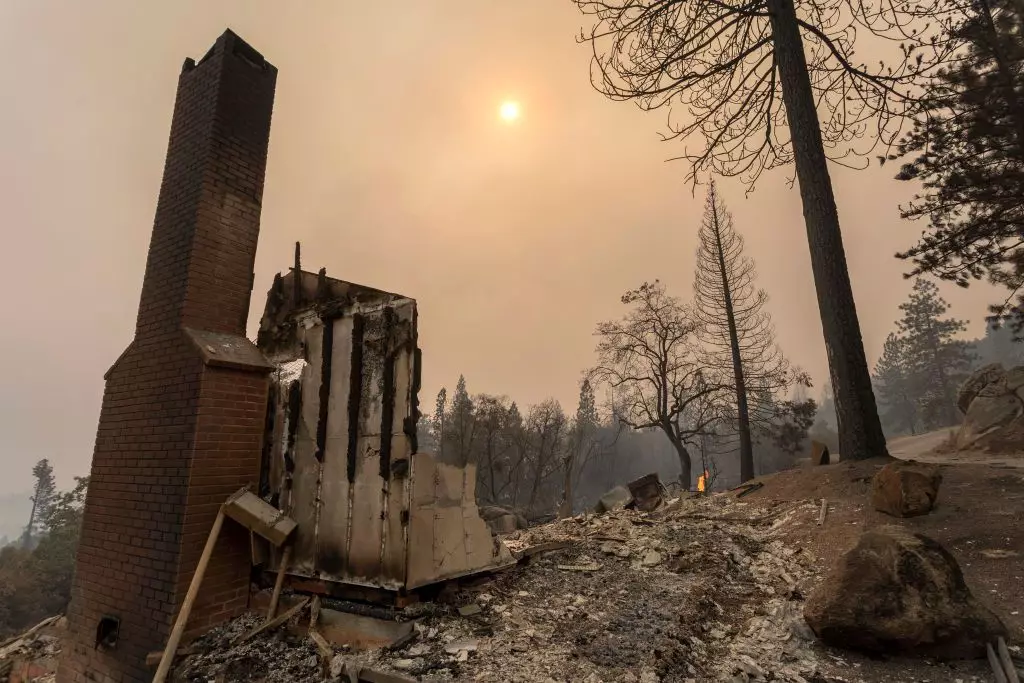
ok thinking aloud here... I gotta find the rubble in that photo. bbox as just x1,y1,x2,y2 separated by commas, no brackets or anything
626,474,665,513
168,492,825,682
0,616,64,683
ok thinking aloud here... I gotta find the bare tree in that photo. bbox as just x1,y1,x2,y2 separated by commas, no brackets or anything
591,281,726,487
693,181,800,481
521,399,568,513
473,394,521,504
575,0,958,461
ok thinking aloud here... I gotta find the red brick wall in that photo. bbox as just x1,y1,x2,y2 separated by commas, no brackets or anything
176,367,270,636
58,30,276,683
136,31,276,339
60,335,204,683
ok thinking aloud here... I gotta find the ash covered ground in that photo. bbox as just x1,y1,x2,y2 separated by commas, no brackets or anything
172,495,831,682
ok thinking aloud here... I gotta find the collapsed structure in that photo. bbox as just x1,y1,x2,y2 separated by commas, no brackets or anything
59,30,507,683
256,260,513,595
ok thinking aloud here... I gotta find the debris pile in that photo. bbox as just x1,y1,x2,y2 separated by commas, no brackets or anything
171,613,322,683
171,494,825,682
0,616,64,683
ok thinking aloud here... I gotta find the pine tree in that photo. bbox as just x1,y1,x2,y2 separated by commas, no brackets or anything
896,280,975,428
22,459,56,548
444,376,476,466
873,333,921,436
693,182,799,481
974,319,1024,366
893,1,1024,330
560,379,601,518
431,388,447,456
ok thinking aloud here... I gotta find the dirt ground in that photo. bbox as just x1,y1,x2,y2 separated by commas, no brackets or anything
739,430,1024,682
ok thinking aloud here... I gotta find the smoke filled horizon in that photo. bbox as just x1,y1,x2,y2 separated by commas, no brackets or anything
0,0,1006,495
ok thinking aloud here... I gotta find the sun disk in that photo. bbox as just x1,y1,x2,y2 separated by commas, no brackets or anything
499,100,521,122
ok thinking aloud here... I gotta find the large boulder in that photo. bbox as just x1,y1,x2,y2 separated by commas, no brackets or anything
1005,365,1024,393
957,363,1006,414
958,393,1024,448
949,363,1024,451
871,460,941,518
804,527,1006,659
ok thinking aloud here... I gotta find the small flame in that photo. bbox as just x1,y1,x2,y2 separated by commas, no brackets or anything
696,469,710,493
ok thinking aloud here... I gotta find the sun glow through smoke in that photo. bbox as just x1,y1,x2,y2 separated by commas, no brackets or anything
499,100,521,123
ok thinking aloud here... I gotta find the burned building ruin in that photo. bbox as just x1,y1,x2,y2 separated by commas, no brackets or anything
59,30,508,683
256,260,513,596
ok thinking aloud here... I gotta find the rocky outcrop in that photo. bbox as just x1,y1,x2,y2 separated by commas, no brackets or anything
871,460,941,518
957,363,1006,414
955,363,1024,451
804,526,1006,659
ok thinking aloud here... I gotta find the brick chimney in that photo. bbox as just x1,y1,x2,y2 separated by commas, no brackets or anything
59,30,277,683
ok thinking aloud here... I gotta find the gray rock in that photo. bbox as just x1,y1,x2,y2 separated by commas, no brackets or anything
958,363,1006,414
479,505,528,535
1006,365,1024,392
958,393,1023,447
595,486,634,514
641,550,663,567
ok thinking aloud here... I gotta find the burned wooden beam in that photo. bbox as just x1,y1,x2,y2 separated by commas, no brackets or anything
347,313,365,484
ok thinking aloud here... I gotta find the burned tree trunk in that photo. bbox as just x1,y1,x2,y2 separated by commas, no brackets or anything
559,461,574,518
668,433,693,490
767,0,889,460
708,197,755,482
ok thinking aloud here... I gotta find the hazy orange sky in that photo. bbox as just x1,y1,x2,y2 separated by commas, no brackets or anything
0,1,1001,494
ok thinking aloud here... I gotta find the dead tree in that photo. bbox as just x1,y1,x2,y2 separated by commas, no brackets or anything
522,399,568,513
693,182,797,482
575,0,957,461
473,394,521,505
591,281,726,487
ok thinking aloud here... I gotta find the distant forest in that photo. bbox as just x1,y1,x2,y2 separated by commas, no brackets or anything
807,283,1024,447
